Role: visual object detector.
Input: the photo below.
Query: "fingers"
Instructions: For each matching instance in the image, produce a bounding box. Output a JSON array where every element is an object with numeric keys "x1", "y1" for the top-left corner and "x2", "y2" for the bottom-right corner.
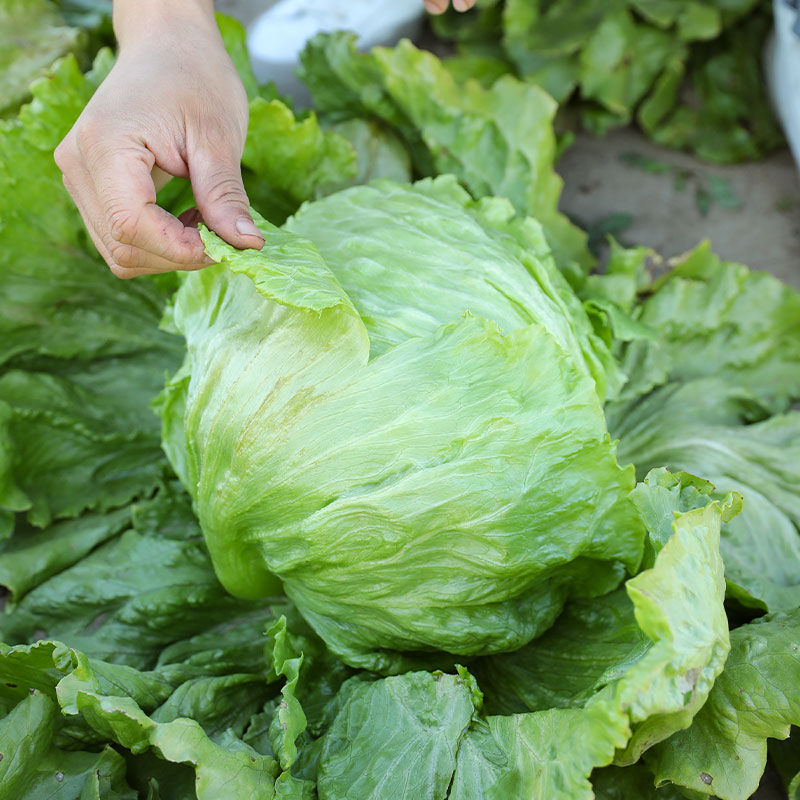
[
  {"x1": 424, "y1": 0, "x2": 476, "y2": 13},
  {"x1": 56, "y1": 138, "x2": 213, "y2": 276},
  {"x1": 424, "y1": 0, "x2": 448, "y2": 13},
  {"x1": 189, "y1": 144, "x2": 265, "y2": 251}
]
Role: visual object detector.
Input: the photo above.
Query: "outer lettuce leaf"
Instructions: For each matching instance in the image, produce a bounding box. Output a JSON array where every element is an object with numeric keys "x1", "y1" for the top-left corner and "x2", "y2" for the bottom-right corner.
[
  {"x1": 306, "y1": 472, "x2": 730, "y2": 799},
  {"x1": 0, "y1": 51, "x2": 184, "y2": 531},
  {"x1": 298, "y1": 33, "x2": 591, "y2": 273},
  {"x1": 441, "y1": 0, "x2": 779, "y2": 161},
  {"x1": 0, "y1": 527, "x2": 264, "y2": 668},
  {"x1": 159, "y1": 202, "x2": 641, "y2": 671},
  {"x1": 316, "y1": 669, "x2": 481, "y2": 800},
  {"x1": 57, "y1": 665, "x2": 280, "y2": 800},
  {"x1": 0, "y1": 690, "x2": 135, "y2": 799},
  {"x1": 646, "y1": 609, "x2": 800, "y2": 799},
  {"x1": 616, "y1": 243, "x2": 800, "y2": 412},
  {"x1": 242, "y1": 97, "x2": 357, "y2": 225},
  {"x1": 328, "y1": 118, "x2": 412, "y2": 187},
  {"x1": 610, "y1": 379, "x2": 800, "y2": 613},
  {"x1": 0, "y1": 0, "x2": 84, "y2": 117},
  {"x1": 0, "y1": 506, "x2": 130, "y2": 600},
  {"x1": 0, "y1": 361, "x2": 176, "y2": 528},
  {"x1": 0, "y1": 51, "x2": 178, "y2": 368},
  {"x1": 285, "y1": 177, "x2": 619, "y2": 398}
]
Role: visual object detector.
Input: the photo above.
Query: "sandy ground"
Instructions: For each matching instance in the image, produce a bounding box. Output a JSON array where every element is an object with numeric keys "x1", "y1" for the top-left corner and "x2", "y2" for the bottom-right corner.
[
  {"x1": 559, "y1": 128, "x2": 800, "y2": 286},
  {"x1": 217, "y1": 3, "x2": 799, "y2": 797}
]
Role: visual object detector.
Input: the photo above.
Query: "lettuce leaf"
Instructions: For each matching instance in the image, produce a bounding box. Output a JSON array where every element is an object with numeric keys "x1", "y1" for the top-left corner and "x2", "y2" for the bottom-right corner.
[
  {"x1": 299, "y1": 33, "x2": 592, "y2": 274},
  {"x1": 0, "y1": 0, "x2": 84, "y2": 117},
  {"x1": 646, "y1": 609, "x2": 800, "y2": 799},
  {"x1": 297, "y1": 471, "x2": 730, "y2": 799},
  {"x1": 610, "y1": 379, "x2": 800, "y2": 613}
]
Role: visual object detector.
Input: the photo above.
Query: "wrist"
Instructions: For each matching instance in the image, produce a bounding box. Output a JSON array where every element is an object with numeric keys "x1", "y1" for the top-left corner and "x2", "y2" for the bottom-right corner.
[{"x1": 113, "y1": 0, "x2": 218, "y2": 50}]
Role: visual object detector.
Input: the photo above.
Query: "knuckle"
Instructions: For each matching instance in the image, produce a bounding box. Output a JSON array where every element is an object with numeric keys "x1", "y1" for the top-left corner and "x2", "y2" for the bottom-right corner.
[
  {"x1": 109, "y1": 242, "x2": 137, "y2": 268},
  {"x1": 53, "y1": 140, "x2": 70, "y2": 171},
  {"x1": 106, "y1": 206, "x2": 139, "y2": 244},
  {"x1": 204, "y1": 175, "x2": 246, "y2": 207},
  {"x1": 73, "y1": 117, "x2": 105, "y2": 155}
]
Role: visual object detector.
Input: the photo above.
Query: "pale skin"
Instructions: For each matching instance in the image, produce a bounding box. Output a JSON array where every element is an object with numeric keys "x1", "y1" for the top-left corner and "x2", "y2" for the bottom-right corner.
[{"x1": 54, "y1": 0, "x2": 477, "y2": 279}]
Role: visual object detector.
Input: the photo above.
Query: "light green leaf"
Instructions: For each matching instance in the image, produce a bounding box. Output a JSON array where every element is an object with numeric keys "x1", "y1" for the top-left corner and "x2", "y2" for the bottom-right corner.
[
  {"x1": 316, "y1": 670, "x2": 479, "y2": 800},
  {"x1": 646, "y1": 609, "x2": 800, "y2": 800},
  {"x1": 448, "y1": 471, "x2": 731, "y2": 798},
  {"x1": 616, "y1": 243, "x2": 800, "y2": 411},
  {"x1": 610, "y1": 379, "x2": 800, "y2": 613},
  {"x1": 243, "y1": 99, "x2": 357, "y2": 225},
  {"x1": 299, "y1": 33, "x2": 592, "y2": 273},
  {"x1": 58, "y1": 672, "x2": 280, "y2": 800},
  {"x1": 0, "y1": 0, "x2": 84, "y2": 117},
  {"x1": 285, "y1": 177, "x2": 619, "y2": 397},
  {"x1": 0, "y1": 690, "x2": 135, "y2": 799}
]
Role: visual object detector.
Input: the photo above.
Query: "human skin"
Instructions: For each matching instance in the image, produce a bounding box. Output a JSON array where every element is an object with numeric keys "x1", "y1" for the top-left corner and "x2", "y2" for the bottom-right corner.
[{"x1": 55, "y1": 0, "x2": 476, "y2": 278}]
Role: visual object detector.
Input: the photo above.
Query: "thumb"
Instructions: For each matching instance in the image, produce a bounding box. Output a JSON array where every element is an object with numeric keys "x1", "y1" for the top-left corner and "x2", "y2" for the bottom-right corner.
[{"x1": 189, "y1": 147, "x2": 265, "y2": 250}]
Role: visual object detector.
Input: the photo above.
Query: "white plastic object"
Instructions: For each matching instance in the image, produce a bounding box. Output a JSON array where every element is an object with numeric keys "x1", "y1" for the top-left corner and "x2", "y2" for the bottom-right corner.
[
  {"x1": 766, "y1": 0, "x2": 800, "y2": 170},
  {"x1": 247, "y1": 0, "x2": 427, "y2": 105}
]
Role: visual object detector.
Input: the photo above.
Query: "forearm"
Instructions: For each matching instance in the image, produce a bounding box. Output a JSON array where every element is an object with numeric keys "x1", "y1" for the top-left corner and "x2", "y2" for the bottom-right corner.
[{"x1": 113, "y1": 0, "x2": 217, "y2": 49}]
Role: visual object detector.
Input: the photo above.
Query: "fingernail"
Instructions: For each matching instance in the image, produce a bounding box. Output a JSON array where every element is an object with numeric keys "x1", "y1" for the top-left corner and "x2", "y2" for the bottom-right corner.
[
  {"x1": 453, "y1": 0, "x2": 471, "y2": 10},
  {"x1": 236, "y1": 215, "x2": 265, "y2": 240}
]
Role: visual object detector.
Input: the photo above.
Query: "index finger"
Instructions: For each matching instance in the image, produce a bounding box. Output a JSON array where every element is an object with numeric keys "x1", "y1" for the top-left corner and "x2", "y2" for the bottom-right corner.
[{"x1": 89, "y1": 145, "x2": 210, "y2": 268}]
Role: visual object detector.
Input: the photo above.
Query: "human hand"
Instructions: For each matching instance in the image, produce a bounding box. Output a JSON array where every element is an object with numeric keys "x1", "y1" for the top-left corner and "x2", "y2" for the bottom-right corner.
[
  {"x1": 424, "y1": 0, "x2": 477, "y2": 13},
  {"x1": 54, "y1": 0, "x2": 264, "y2": 279}
]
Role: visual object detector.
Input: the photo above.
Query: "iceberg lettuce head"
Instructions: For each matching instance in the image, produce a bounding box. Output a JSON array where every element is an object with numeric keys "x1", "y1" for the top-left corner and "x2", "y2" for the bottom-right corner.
[{"x1": 158, "y1": 177, "x2": 643, "y2": 671}]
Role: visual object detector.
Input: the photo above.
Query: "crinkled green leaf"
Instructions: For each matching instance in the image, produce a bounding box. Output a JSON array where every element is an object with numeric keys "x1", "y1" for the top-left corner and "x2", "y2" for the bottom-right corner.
[
  {"x1": 0, "y1": 0, "x2": 84, "y2": 117},
  {"x1": 242, "y1": 98, "x2": 357, "y2": 225},
  {"x1": 610, "y1": 379, "x2": 800, "y2": 613},
  {"x1": 646, "y1": 609, "x2": 800, "y2": 799},
  {"x1": 0, "y1": 51, "x2": 184, "y2": 532},
  {"x1": 0, "y1": 51, "x2": 178, "y2": 368},
  {"x1": 0, "y1": 363, "x2": 175, "y2": 528},
  {"x1": 434, "y1": 0, "x2": 778, "y2": 161},
  {"x1": 316, "y1": 670, "x2": 480, "y2": 800},
  {"x1": 0, "y1": 690, "x2": 135, "y2": 799},
  {"x1": 299, "y1": 33, "x2": 591, "y2": 272},
  {"x1": 284, "y1": 177, "x2": 619, "y2": 397},
  {"x1": 452, "y1": 471, "x2": 730, "y2": 798},
  {"x1": 57, "y1": 666, "x2": 280, "y2": 799},
  {"x1": 265, "y1": 615, "x2": 316, "y2": 796},
  {"x1": 0, "y1": 506, "x2": 130, "y2": 600},
  {"x1": 617, "y1": 243, "x2": 800, "y2": 411},
  {"x1": 159, "y1": 196, "x2": 641, "y2": 671},
  {"x1": 0, "y1": 528, "x2": 260, "y2": 668}
]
